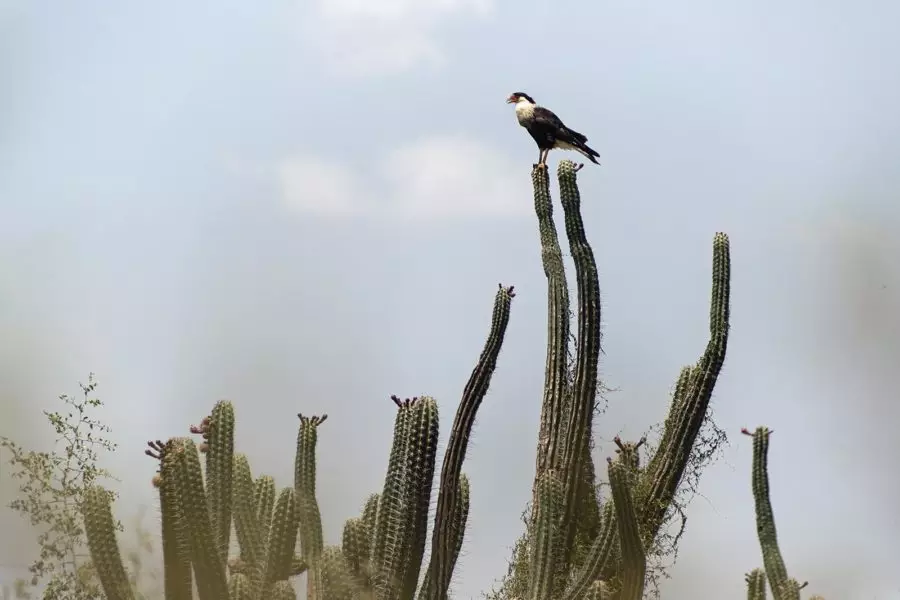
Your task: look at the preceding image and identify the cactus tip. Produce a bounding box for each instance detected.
[741,427,773,437]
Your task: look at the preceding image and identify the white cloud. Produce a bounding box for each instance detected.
[277,156,364,216]
[274,135,532,221]
[302,0,494,75]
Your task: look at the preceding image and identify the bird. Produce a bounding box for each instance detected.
[506,92,600,168]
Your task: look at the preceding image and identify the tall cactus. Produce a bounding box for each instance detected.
[741,427,824,600]
[425,283,515,600]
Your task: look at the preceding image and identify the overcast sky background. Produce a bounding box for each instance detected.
[2,0,900,598]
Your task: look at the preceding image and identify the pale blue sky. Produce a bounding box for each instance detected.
[2,0,900,598]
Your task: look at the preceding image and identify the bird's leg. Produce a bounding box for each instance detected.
[537,149,548,169]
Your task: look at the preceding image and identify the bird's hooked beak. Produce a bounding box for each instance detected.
[506,94,518,104]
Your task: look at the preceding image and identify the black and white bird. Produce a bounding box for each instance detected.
[506,92,600,167]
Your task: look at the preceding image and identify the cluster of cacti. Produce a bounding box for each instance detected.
[77,160,823,599]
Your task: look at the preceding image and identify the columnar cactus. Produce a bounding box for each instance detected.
[741,427,824,600]
[78,160,748,599]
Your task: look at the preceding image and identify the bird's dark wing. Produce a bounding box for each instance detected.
[533,106,589,144]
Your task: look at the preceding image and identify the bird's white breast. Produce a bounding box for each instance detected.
[515,100,535,125]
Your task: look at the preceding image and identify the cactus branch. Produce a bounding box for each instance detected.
[608,458,645,600]
[555,159,602,570]
[742,427,805,600]
[638,232,731,546]
[530,163,572,482]
[425,284,515,600]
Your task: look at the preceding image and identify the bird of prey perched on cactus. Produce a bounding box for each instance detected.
[506,92,600,167]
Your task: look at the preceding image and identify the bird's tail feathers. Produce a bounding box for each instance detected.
[575,142,601,165]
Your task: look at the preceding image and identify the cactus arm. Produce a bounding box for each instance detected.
[206,400,236,563]
[263,487,301,590]
[82,486,136,600]
[400,398,441,600]
[169,437,229,600]
[254,475,277,555]
[608,458,645,600]
[342,517,372,590]
[530,163,572,480]
[446,473,471,584]
[232,453,266,593]
[562,502,616,600]
[320,546,357,600]
[638,232,731,545]
[295,414,327,564]
[554,159,603,570]
[743,427,803,600]
[370,397,440,600]
[745,569,767,600]
[527,470,564,600]
[425,284,515,600]
[417,473,470,600]
[372,399,415,600]
[148,440,193,600]
[362,493,380,539]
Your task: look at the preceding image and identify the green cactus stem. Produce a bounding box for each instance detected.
[295,414,327,564]
[425,284,515,600]
[82,486,135,600]
[562,501,616,600]
[232,453,265,590]
[342,517,372,589]
[527,470,564,600]
[608,458,645,600]
[255,474,277,554]
[319,546,357,600]
[400,397,440,600]
[373,396,440,600]
[146,440,192,600]
[745,569,767,600]
[264,487,301,590]
[169,436,230,600]
[372,398,416,600]
[637,232,731,547]
[205,400,236,563]
[417,474,470,600]
[743,427,805,600]
[529,162,572,485]
[555,160,602,571]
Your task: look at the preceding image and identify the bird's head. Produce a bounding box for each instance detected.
[506,92,535,105]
